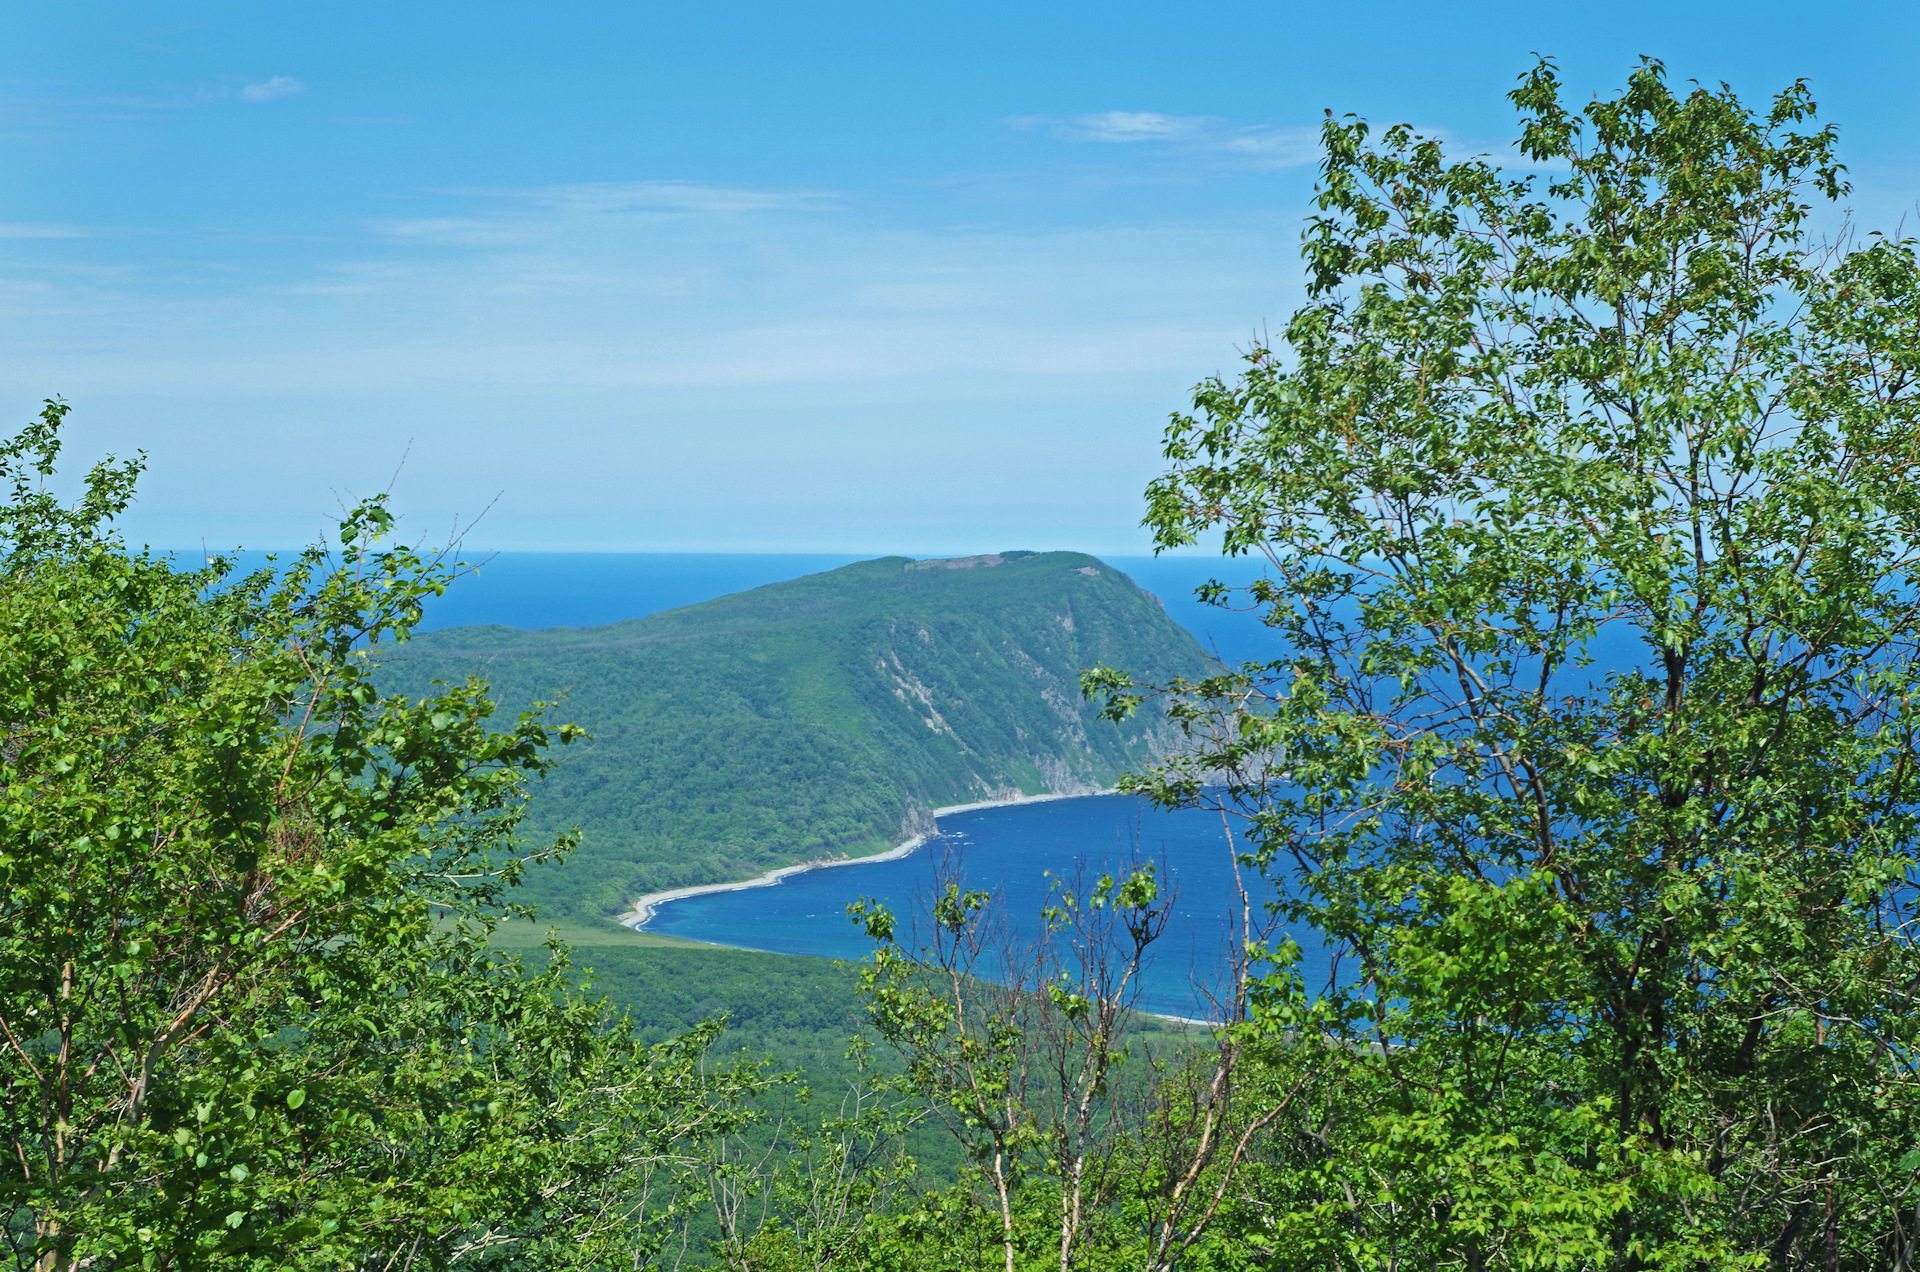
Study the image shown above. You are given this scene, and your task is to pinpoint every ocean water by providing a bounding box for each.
[641,793,1331,1021]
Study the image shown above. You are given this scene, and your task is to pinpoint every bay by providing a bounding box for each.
[260,547,1314,1012]
[640,793,1332,1021]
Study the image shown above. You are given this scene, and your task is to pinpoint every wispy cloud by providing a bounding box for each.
[4,75,309,122]
[1009,111,1213,143]
[1007,111,1321,171]
[364,181,838,248]
[1216,125,1323,170]
[0,223,105,240]
[239,76,304,103]
[511,181,837,215]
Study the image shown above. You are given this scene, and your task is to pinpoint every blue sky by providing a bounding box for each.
[5,2,1919,553]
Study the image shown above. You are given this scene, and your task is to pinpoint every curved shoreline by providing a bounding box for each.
[616,788,1113,930]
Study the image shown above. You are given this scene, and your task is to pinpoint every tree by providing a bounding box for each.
[1088,60,1920,1268]
[847,856,1174,1272]
[0,403,767,1271]
[721,1040,925,1272]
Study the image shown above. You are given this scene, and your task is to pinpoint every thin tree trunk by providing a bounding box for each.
[995,1147,1016,1272]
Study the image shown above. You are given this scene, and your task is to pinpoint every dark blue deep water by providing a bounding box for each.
[642,793,1330,1020]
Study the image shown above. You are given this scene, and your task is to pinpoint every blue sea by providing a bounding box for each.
[641,792,1326,1021]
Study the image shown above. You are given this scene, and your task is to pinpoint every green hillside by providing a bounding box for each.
[378,551,1216,919]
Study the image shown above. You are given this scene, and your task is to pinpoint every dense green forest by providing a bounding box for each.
[378,552,1216,919]
[16,61,1920,1271]
[521,946,970,1196]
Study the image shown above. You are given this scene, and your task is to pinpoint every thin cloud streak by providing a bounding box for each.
[442,180,839,215]
[363,180,840,249]
[1005,110,1546,176]
[1007,110,1322,171]
[0,223,107,240]
[239,76,304,103]
[1009,111,1214,143]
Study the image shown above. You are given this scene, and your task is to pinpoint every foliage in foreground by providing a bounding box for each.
[0,405,767,1271]
[1085,57,1920,1268]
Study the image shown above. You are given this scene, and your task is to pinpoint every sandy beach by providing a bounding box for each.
[615,788,1111,929]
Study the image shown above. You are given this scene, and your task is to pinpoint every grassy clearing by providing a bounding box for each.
[484,918,715,949]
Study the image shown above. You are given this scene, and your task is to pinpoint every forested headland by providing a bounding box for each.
[376,551,1217,921]
[10,59,1920,1270]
